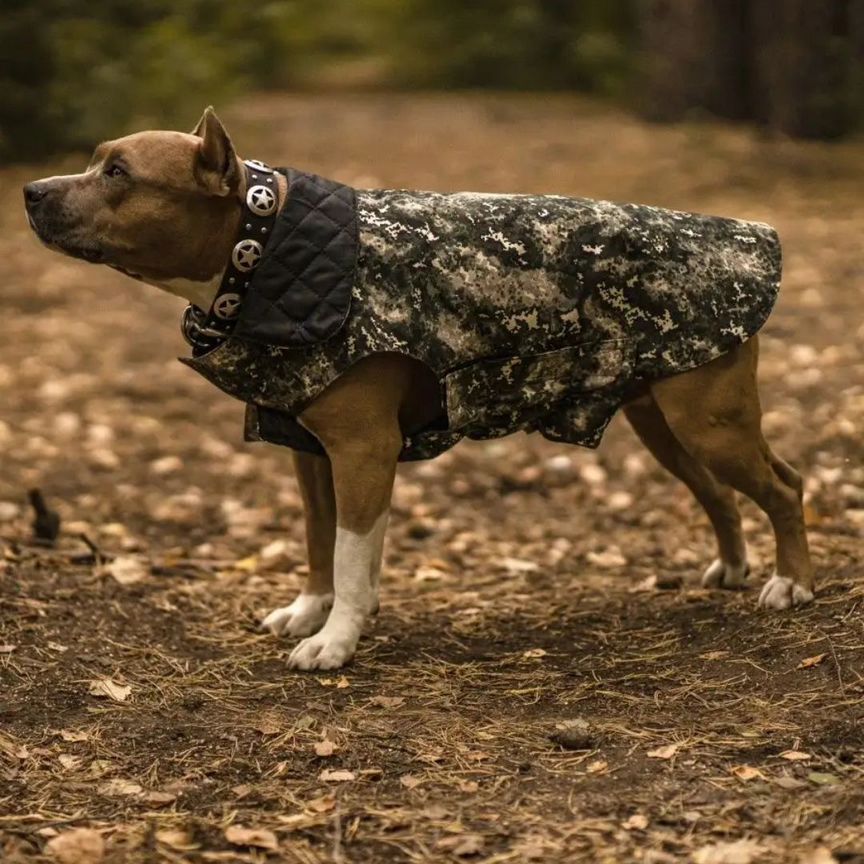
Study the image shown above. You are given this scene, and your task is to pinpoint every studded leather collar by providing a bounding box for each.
[181,159,283,356]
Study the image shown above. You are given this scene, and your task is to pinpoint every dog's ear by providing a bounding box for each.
[192,106,239,196]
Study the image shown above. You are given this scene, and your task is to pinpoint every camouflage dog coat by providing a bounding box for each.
[183,169,781,461]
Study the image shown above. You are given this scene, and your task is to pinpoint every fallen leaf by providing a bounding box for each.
[59,729,89,742]
[458,779,479,793]
[586,759,608,774]
[253,714,282,736]
[522,648,547,659]
[623,813,649,830]
[400,774,422,789]
[799,653,828,669]
[319,769,355,782]
[100,555,149,585]
[369,696,405,709]
[99,778,142,796]
[45,828,104,864]
[586,548,627,569]
[155,829,196,850]
[437,834,485,857]
[232,784,253,799]
[798,848,839,864]
[144,790,176,805]
[693,839,764,864]
[774,775,808,790]
[808,772,841,786]
[0,733,28,760]
[731,765,765,781]
[88,678,131,702]
[307,793,337,813]
[224,826,278,851]
[780,750,812,761]
[58,754,81,771]
[498,556,539,574]
[699,650,729,661]
[647,743,679,760]
[318,676,350,688]
[314,740,337,757]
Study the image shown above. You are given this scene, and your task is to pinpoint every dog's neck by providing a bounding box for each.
[144,160,288,311]
[144,274,223,310]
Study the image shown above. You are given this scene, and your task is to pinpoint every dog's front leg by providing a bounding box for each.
[287,430,400,671]
[262,451,336,638]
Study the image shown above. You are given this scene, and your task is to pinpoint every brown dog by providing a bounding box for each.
[24,109,814,670]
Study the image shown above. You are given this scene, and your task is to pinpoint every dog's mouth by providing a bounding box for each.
[27,215,107,265]
[108,263,144,281]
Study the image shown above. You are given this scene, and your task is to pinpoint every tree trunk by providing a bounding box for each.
[750,0,855,139]
[637,0,863,139]
[636,0,750,122]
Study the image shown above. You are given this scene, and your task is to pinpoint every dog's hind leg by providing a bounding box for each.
[623,396,749,589]
[261,451,336,638]
[650,339,814,609]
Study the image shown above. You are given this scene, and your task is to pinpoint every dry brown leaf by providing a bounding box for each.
[144,790,176,805]
[369,695,405,709]
[586,759,608,774]
[59,729,89,742]
[522,648,547,659]
[155,829,196,850]
[88,677,131,702]
[458,779,479,793]
[0,733,29,760]
[437,834,485,857]
[319,768,355,782]
[647,743,679,760]
[314,740,337,757]
[731,765,765,781]
[224,826,278,851]
[400,774,422,789]
[307,793,337,813]
[58,754,81,771]
[45,828,104,864]
[799,653,827,669]
[693,839,764,864]
[253,714,282,735]
[780,750,812,761]
[623,813,649,830]
[319,676,350,688]
[100,554,149,585]
[99,778,142,796]
[798,848,839,864]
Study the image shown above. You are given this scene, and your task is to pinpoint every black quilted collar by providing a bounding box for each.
[230,168,358,349]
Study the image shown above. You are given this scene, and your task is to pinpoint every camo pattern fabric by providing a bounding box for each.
[183,178,782,461]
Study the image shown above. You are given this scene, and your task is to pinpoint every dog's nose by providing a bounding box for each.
[24,182,48,206]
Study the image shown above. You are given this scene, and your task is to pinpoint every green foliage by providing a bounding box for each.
[371,0,637,94]
[0,0,637,161]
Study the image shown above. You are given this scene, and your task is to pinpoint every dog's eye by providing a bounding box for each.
[104,163,127,179]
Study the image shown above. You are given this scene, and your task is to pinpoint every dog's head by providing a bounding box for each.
[24,108,243,284]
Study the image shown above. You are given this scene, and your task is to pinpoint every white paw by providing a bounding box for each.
[701,558,749,590]
[758,574,814,610]
[261,593,333,637]
[288,626,358,671]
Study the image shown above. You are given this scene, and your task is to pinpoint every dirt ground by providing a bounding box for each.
[1,93,863,864]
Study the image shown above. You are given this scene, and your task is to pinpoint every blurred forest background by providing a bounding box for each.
[3,0,864,160]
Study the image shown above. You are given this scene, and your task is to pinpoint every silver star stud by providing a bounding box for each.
[214,292,242,320]
[246,184,276,216]
[232,239,263,272]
